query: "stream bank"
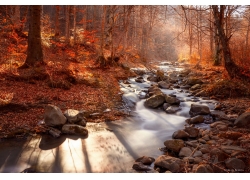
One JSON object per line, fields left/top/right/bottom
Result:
{"left": 0, "top": 60, "right": 250, "bottom": 173}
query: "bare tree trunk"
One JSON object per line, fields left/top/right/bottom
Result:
{"left": 65, "top": 5, "right": 70, "bottom": 44}
{"left": 188, "top": 6, "right": 193, "bottom": 58}
{"left": 244, "top": 18, "right": 250, "bottom": 60}
{"left": 21, "top": 5, "right": 43, "bottom": 68}
{"left": 212, "top": 5, "right": 250, "bottom": 80}
{"left": 12, "top": 5, "right": 20, "bottom": 26}
{"left": 55, "top": 5, "right": 60, "bottom": 38}
{"left": 73, "top": 5, "right": 77, "bottom": 45}
{"left": 209, "top": 7, "right": 214, "bottom": 59}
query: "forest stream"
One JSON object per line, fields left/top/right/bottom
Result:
{"left": 0, "top": 61, "right": 217, "bottom": 173}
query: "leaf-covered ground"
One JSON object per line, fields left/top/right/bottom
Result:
{"left": 0, "top": 55, "right": 141, "bottom": 138}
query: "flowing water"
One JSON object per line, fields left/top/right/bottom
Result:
{"left": 0, "top": 61, "right": 217, "bottom": 173}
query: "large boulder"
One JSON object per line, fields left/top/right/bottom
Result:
{"left": 164, "top": 139, "right": 184, "bottom": 153}
{"left": 189, "top": 104, "right": 210, "bottom": 117}
{"left": 44, "top": 104, "right": 67, "bottom": 127}
{"left": 172, "top": 130, "right": 190, "bottom": 139}
{"left": 165, "top": 95, "right": 180, "bottom": 105}
{"left": 154, "top": 155, "right": 183, "bottom": 173}
{"left": 234, "top": 112, "right": 250, "bottom": 127}
{"left": 62, "top": 124, "right": 88, "bottom": 136}
{"left": 144, "top": 94, "right": 165, "bottom": 108}
{"left": 64, "top": 109, "right": 85, "bottom": 124}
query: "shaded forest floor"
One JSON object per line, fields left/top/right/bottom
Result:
{"left": 0, "top": 47, "right": 146, "bottom": 138}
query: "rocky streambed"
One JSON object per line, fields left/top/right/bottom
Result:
{"left": 1, "top": 61, "right": 250, "bottom": 173}
{"left": 125, "top": 61, "right": 250, "bottom": 173}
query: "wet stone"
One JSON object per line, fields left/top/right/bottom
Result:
{"left": 179, "top": 147, "right": 192, "bottom": 157}
{"left": 154, "top": 155, "right": 183, "bottom": 173}
{"left": 225, "top": 158, "right": 246, "bottom": 171}
{"left": 184, "top": 126, "right": 199, "bottom": 138}
{"left": 192, "top": 151, "right": 202, "bottom": 158}
{"left": 135, "top": 156, "right": 155, "bottom": 165}
{"left": 190, "top": 115, "right": 204, "bottom": 124}
{"left": 189, "top": 104, "right": 210, "bottom": 117}
{"left": 132, "top": 162, "right": 152, "bottom": 171}
{"left": 172, "top": 130, "right": 190, "bottom": 139}
{"left": 164, "top": 139, "right": 184, "bottom": 153}
{"left": 194, "top": 164, "right": 213, "bottom": 173}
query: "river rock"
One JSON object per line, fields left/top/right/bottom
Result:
{"left": 210, "top": 110, "right": 229, "bottom": 121}
{"left": 189, "top": 104, "right": 210, "bottom": 117}
{"left": 48, "top": 127, "right": 61, "bottom": 138}
{"left": 210, "top": 148, "right": 229, "bottom": 162}
{"left": 145, "top": 94, "right": 165, "bottom": 108}
{"left": 194, "top": 157, "right": 202, "bottom": 164}
{"left": 200, "top": 148, "right": 209, "bottom": 154}
{"left": 220, "top": 145, "right": 247, "bottom": 154}
{"left": 190, "top": 84, "right": 201, "bottom": 91}
{"left": 183, "top": 157, "right": 195, "bottom": 163}
{"left": 172, "top": 130, "right": 190, "bottom": 139}
{"left": 163, "top": 103, "right": 171, "bottom": 110}
{"left": 234, "top": 112, "right": 250, "bottom": 127}
{"left": 165, "top": 106, "right": 181, "bottom": 114}
{"left": 164, "top": 139, "right": 184, "bottom": 153}
{"left": 190, "top": 115, "right": 204, "bottom": 124}
{"left": 186, "top": 78, "right": 203, "bottom": 86}
{"left": 154, "top": 155, "right": 183, "bottom": 173}
{"left": 225, "top": 158, "right": 245, "bottom": 171}
{"left": 132, "top": 68, "right": 146, "bottom": 76}
{"left": 180, "top": 69, "right": 191, "bottom": 77}
{"left": 148, "top": 86, "right": 162, "bottom": 96}
{"left": 64, "top": 109, "right": 84, "bottom": 124}
{"left": 44, "top": 104, "right": 67, "bottom": 127}
{"left": 77, "top": 118, "right": 87, "bottom": 127}
{"left": 135, "top": 77, "right": 145, "bottom": 83}
{"left": 132, "top": 162, "right": 152, "bottom": 171}
{"left": 158, "top": 81, "right": 171, "bottom": 89}
{"left": 194, "top": 164, "right": 213, "bottom": 173}
{"left": 184, "top": 126, "right": 199, "bottom": 138}
{"left": 165, "top": 95, "right": 180, "bottom": 105}
{"left": 179, "top": 147, "right": 192, "bottom": 157}
{"left": 210, "top": 121, "right": 227, "bottom": 128}
{"left": 185, "top": 140, "right": 199, "bottom": 148}
{"left": 147, "top": 75, "right": 158, "bottom": 82}
{"left": 216, "top": 124, "right": 228, "bottom": 131}
{"left": 193, "top": 151, "right": 202, "bottom": 157}
{"left": 135, "top": 156, "right": 155, "bottom": 165}
{"left": 62, "top": 124, "right": 88, "bottom": 136}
